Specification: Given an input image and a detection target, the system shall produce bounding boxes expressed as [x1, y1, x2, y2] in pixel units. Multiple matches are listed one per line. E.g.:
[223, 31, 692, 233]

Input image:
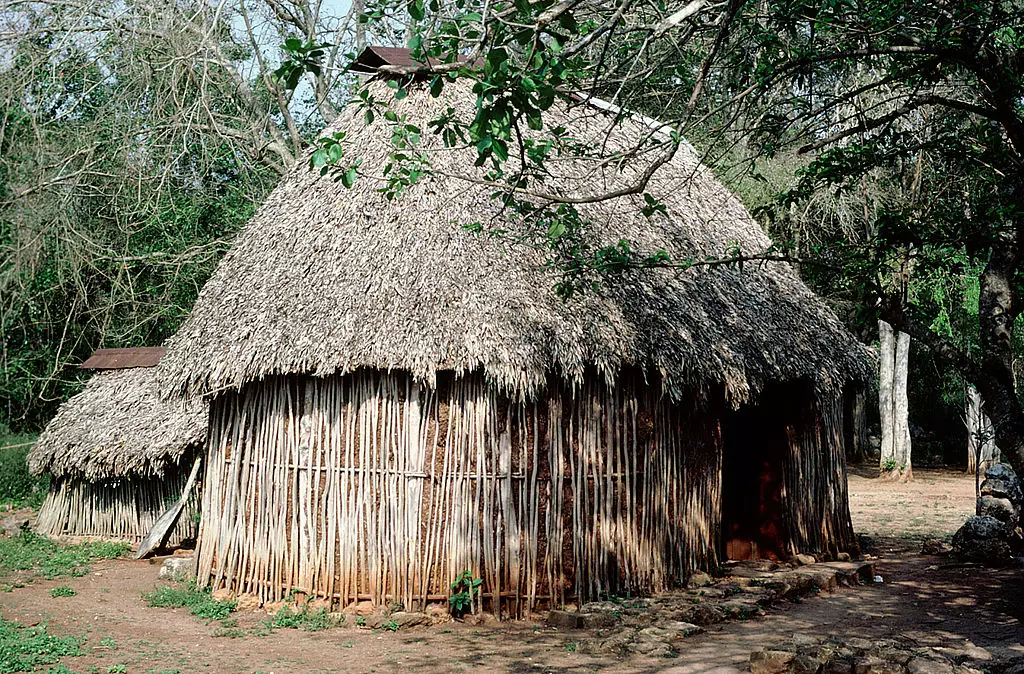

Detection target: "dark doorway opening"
[720, 387, 794, 562]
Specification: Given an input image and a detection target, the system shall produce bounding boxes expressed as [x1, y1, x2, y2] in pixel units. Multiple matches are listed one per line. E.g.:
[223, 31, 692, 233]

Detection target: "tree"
[281, 0, 1024, 478]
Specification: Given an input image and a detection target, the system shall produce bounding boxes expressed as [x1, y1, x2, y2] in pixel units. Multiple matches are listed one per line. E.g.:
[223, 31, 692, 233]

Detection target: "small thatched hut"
[30, 348, 207, 546]
[159, 48, 871, 616]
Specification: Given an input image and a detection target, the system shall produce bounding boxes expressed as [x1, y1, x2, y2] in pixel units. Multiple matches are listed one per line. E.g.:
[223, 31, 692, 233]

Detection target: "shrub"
[0, 433, 47, 510]
[264, 604, 339, 632]
[142, 584, 236, 621]
[49, 586, 76, 598]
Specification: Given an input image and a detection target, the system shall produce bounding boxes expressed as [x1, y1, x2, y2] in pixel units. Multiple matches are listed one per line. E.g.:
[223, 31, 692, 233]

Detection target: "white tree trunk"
[878, 320, 912, 481]
[966, 386, 1000, 492]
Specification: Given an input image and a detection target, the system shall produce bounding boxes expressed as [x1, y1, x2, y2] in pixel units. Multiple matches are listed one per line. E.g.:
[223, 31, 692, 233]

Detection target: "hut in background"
[30, 348, 207, 546]
[159, 48, 871, 617]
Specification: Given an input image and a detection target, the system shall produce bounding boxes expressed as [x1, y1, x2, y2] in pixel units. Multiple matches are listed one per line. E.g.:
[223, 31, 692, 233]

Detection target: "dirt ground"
[1, 468, 1020, 673]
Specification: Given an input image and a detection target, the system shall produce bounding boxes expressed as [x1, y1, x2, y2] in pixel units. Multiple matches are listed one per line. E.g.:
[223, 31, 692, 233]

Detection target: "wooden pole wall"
[195, 371, 723, 617]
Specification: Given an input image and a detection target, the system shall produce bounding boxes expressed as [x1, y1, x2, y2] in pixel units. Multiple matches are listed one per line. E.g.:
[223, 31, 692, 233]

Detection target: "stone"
[951, 516, 1019, 564]
[461, 612, 498, 626]
[211, 588, 235, 603]
[749, 649, 797, 674]
[980, 476, 1024, 504]
[235, 593, 261, 612]
[158, 556, 195, 581]
[425, 603, 451, 625]
[660, 621, 702, 637]
[793, 654, 827, 674]
[687, 571, 713, 587]
[0, 511, 33, 538]
[580, 601, 620, 613]
[547, 609, 582, 629]
[306, 598, 331, 613]
[854, 658, 906, 674]
[907, 658, 955, 674]
[794, 554, 817, 566]
[821, 658, 855, 674]
[579, 612, 619, 628]
[342, 600, 376, 616]
[264, 601, 289, 615]
[837, 552, 852, 562]
[390, 611, 429, 628]
[921, 540, 953, 556]
[977, 495, 1020, 525]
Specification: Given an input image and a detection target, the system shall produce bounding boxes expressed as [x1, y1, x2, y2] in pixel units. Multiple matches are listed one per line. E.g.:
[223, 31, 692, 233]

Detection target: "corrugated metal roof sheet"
[80, 347, 165, 370]
[349, 46, 472, 74]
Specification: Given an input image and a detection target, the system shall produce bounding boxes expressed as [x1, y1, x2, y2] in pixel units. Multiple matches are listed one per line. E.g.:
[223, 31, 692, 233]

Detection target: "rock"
[951, 516, 1019, 564]
[977, 495, 1020, 525]
[837, 552, 852, 562]
[264, 601, 289, 615]
[158, 556, 196, 581]
[907, 658, 955, 674]
[794, 554, 817, 566]
[678, 603, 725, 625]
[580, 601, 620, 613]
[342, 600, 376, 616]
[461, 612, 497, 626]
[661, 621, 702, 637]
[547, 609, 582, 629]
[980, 475, 1024, 503]
[821, 658, 855, 674]
[0, 512, 33, 538]
[921, 540, 953, 556]
[211, 588, 235, 603]
[580, 612, 619, 628]
[793, 654, 827, 674]
[750, 649, 796, 674]
[687, 571, 713, 587]
[854, 658, 906, 674]
[305, 598, 331, 613]
[424, 603, 450, 625]
[390, 611, 429, 628]
[235, 593, 260, 612]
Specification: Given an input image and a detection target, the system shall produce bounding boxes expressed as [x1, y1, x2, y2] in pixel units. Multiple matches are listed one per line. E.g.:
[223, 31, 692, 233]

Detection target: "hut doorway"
[720, 392, 792, 562]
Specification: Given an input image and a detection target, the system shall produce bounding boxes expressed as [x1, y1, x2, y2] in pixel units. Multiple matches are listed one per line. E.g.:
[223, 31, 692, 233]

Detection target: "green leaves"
[272, 39, 332, 90]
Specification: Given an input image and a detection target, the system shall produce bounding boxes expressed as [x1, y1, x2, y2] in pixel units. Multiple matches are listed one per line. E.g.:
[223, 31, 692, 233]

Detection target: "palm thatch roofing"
[159, 52, 871, 403]
[29, 367, 207, 480]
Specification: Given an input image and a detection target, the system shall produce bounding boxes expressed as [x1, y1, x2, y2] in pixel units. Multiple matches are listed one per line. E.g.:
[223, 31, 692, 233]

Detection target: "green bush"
[264, 604, 339, 632]
[0, 616, 82, 672]
[0, 432, 47, 510]
[142, 584, 236, 621]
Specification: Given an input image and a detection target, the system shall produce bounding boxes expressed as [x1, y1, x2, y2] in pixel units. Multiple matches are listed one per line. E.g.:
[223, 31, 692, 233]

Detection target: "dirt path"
[0, 470, 1019, 673]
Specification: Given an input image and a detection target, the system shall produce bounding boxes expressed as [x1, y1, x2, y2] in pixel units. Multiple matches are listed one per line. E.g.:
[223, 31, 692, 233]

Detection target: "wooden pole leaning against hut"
[157, 47, 873, 618]
[29, 348, 208, 548]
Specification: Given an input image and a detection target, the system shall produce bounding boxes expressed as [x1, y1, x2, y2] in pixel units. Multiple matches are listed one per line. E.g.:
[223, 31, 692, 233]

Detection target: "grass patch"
[0, 615, 82, 672]
[142, 584, 236, 621]
[0, 531, 129, 590]
[0, 431, 47, 510]
[262, 604, 341, 632]
[49, 586, 76, 598]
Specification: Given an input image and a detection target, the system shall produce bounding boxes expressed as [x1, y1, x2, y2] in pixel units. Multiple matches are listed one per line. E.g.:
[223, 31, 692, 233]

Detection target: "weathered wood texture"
[36, 470, 199, 546]
[195, 371, 854, 616]
[196, 372, 723, 616]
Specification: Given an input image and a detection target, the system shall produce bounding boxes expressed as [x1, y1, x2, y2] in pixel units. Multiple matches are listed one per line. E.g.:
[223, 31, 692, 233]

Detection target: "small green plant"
[566, 642, 577, 653]
[0, 531, 129, 589]
[448, 570, 482, 616]
[106, 665, 127, 673]
[142, 584, 236, 621]
[355, 615, 366, 627]
[381, 619, 399, 632]
[0, 616, 83, 672]
[263, 604, 339, 632]
[99, 636, 117, 650]
[50, 586, 76, 598]
[882, 459, 898, 472]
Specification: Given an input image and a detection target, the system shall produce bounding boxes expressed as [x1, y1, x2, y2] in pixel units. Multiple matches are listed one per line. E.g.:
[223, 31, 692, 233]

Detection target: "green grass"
[263, 604, 341, 632]
[142, 584, 236, 621]
[0, 616, 82, 672]
[49, 586, 76, 598]
[0, 531, 129, 590]
[0, 432, 47, 510]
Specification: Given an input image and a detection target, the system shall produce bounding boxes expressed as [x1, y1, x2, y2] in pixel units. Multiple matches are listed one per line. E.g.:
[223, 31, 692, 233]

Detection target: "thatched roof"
[29, 367, 207, 479]
[159, 66, 871, 404]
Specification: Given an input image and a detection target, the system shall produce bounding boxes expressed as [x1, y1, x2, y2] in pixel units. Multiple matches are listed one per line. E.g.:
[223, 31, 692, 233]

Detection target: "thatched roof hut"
[160, 48, 870, 616]
[30, 348, 206, 545]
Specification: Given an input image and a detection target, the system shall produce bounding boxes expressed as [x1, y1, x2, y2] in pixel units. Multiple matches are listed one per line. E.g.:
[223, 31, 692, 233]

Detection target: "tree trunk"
[972, 227, 1024, 482]
[878, 320, 895, 472]
[844, 387, 870, 463]
[966, 386, 1000, 500]
[879, 320, 912, 481]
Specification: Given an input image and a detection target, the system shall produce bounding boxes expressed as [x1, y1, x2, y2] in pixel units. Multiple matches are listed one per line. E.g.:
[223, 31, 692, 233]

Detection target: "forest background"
[2, 0, 1022, 474]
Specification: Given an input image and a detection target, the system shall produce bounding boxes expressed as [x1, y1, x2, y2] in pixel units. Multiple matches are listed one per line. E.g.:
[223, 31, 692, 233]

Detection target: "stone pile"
[952, 463, 1024, 565]
[750, 635, 1023, 674]
[549, 559, 874, 658]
